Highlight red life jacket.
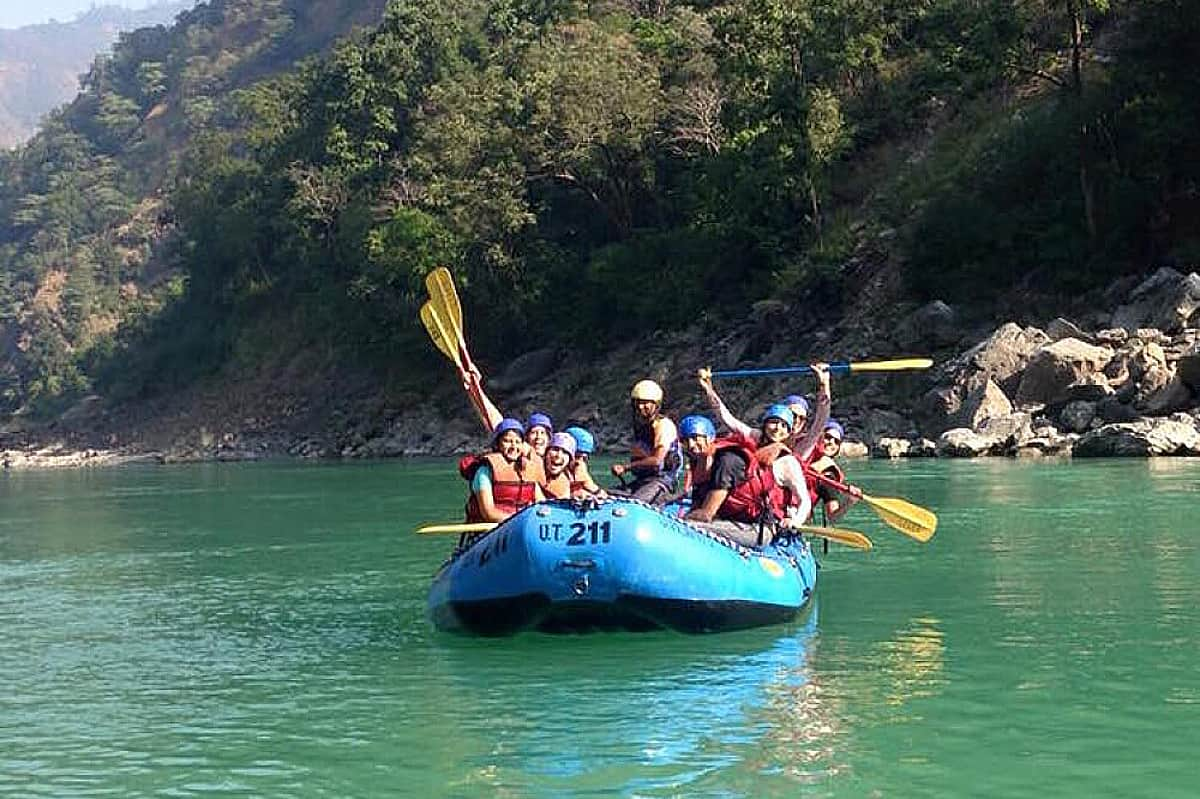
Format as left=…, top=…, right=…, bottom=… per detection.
left=704, top=439, right=790, bottom=524
left=807, top=455, right=845, bottom=503
left=462, top=451, right=545, bottom=522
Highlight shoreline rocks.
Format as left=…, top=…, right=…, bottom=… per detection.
left=5, top=268, right=1200, bottom=470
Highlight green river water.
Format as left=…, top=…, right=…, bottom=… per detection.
left=0, top=458, right=1196, bottom=797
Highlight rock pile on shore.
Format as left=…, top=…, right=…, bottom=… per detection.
left=846, top=267, right=1200, bottom=458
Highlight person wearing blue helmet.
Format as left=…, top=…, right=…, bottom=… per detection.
left=525, top=412, right=553, bottom=457
left=461, top=418, right=546, bottom=527
left=677, top=413, right=813, bottom=547
left=697, top=363, right=832, bottom=463
left=564, top=426, right=605, bottom=498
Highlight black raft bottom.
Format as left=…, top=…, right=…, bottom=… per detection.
left=436, top=593, right=806, bottom=636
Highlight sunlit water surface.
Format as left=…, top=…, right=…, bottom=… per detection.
left=1, top=458, right=1196, bottom=797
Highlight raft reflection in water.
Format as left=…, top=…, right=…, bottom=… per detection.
left=417, top=607, right=947, bottom=794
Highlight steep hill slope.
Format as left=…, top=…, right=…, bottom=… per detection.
left=1, top=0, right=1198, bottom=461
left=0, top=3, right=194, bottom=150
left=0, top=0, right=390, bottom=414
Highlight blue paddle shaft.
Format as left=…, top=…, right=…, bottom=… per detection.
left=711, top=361, right=851, bottom=378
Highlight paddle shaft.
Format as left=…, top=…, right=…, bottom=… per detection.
left=418, top=522, right=498, bottom=535
left=711, top=358, right=932, bottom=379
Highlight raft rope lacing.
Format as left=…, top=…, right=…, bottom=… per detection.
left=443, top=496, right=812, bottom=569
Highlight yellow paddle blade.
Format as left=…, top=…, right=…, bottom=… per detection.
left=793, top=525, right=873, bottom=551
left=848, top=358, right=934, bottom=373
left=862, top=494, right=938, bottom=542
left=420, top=301, right=456, bottom=362
left=417, top=522, right=498, bottom=535
left=425, top=267, right=464, bottom=342
left=419, top=301, right=463, bottom=369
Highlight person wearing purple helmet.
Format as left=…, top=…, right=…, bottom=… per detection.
left=697, top=363, right=832, bottom=463
left=809, top=419, right=857, bottom=523
left=541, top=431, right=577, bottom=499
left=564, top=426, right=605, bottom=498
left=781, top=394, right=810, bottom=438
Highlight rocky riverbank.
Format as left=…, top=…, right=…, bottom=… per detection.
left=3, top=267, right=1199, bottom=470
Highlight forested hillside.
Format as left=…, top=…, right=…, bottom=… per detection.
left=0, top=3, right=193, bottom=150
left=1, top=0, right=1198, bottom=424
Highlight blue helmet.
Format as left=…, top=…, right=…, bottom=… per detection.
left=761, top=403, right=795, bottom=429
left=824, top=419, right=845, bottom=440
left=527, top=412, right=553, bottom=433
left=564, top=426, right=595, bottom=455
left=492, top=418, right=525, bottom=444
left=782, top=394, right=810, bottom=416
left=679, top=414, right=717, bottom=439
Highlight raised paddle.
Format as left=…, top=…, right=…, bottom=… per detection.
left=419, top=299, right=491, bottom=425
left=419, top=300, right=459, bottom=365
left=807, top=469, right=937, bottom=543
left=425, top=267, right=463, bottom=335
left=424, top=267, right=474, bottom=371
left=710, top=358, right=933, bottom=379
left=418, top=520, right=873, bottom=550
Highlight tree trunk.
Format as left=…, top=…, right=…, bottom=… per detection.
left=807, top=172, right=822, bottom=240
left=1068, top=0, right=1098, bottom=241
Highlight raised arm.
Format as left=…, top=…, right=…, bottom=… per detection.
left=793, top=363, right=831, bottom=462
left=698, top=368, right=755, bottom=439
left=461, top=365, right=504, bottom=432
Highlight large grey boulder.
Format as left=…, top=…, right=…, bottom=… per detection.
left=976, top=411, right=1034, bottom=454
left=1016, top=338, right=1114, bottom=405
left=959, top=323, right=1051, bottom=395
left=1176, top=344, right=1200, bottom=393
left=915, top=324, right=1046, bottom=436
left=960, top=379, right=1014, bottom=428
left=937, top=427, right=991, bottom=457
left=1073, top=417, right=1200, bottom=456
left=1110, top=268, right=1200, bottom=333
left=1059, top=400, right=1097, bottom=433
left=894, top=300, right=960, bottom=348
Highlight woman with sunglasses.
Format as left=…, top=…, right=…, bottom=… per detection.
left=808, top=419, right=858, bottom=524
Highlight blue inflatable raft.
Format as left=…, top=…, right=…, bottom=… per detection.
left=428, top=497, right=818, bottom=635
